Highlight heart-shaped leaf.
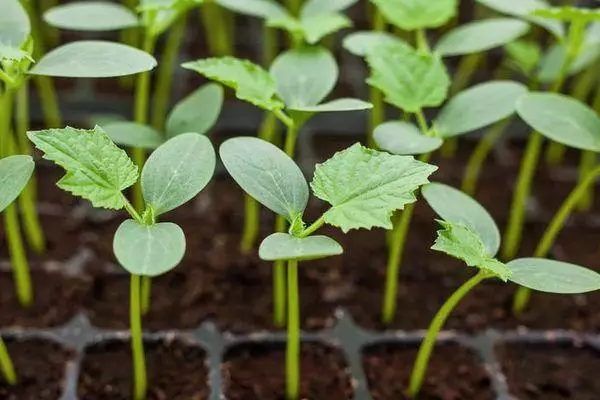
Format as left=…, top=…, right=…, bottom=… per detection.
left=142, top=133, right=215, bottom=216
left=436, top=18, right=530, bottom=57
left=259, top=233, right=343, bottom=261
left=29, top=41, right=157, bottom=78
left=0, top=0, right=30, bottom=47
left=43, top=2, right=139, bottom=31
left=342, top=31, right=401, bottom=57
left=103, top=121, right=164, bottom=149
left=289, top=98, right=372, bottom=113
left=311, top=143, right=437, bottom=232
left=516, top=92, right=600, bottom=152
left=434, top=81, right=528, bottom=137
left=371, top=0, right=458, bottom=31
left=220, top=137, right=309, bottom=222
left=0, top=155, right=34, bottom=213
left=215, top=0, right=289, bottom=19
left=301, top=0, right=359, bottom=18
left=374, top=121, right=443, bottom=155
left=113, top=220, right=186, bottom=277
left=422, top=182, right=500, bottom=256
left=507, top=258, right=600, bottom=293
left=166, top=83, right=223, bottom=138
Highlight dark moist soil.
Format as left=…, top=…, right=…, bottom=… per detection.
left=498, top=342, right=600, bottom=399
left=222, top=343, right=353, bottom=400
left=362, top=343, right=493, bottom=400
left=0, top=339, right=72, bottom=400
left=78, top=339, right=208, bottom=400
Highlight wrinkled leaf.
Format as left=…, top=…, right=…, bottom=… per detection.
left=259, top=233, right=343, bottom=261
left=311, top=143, right=437, bottom=232
left=182, top=57, right=284, bottom=111
left=434, top=81, right=528, bottom=137
left=166, top=83, right=223, bottom=138
left=516, top=92, right=600, bottom=151
left=301, top=0, right=359, bottom=18
left=0, top=0, right=30, bottom=47
left=371, top=0, right=457, bottom=31
left=113, top=220, right=185, bottom=276
left=43, top=2, right=139, bottom=31
left=507, top=258, right=600, bottom=293
left=374, top=121, right=443, bottom=155
left=342, top=31, right=401, bottom=57
left=142, top=133, right=215, bottom=216
left=29, top=41, right=157, bottom=78
left=27, top=126, right=138, bottom=209
left=215, top=0, right=288, bottom=19
left=436, top=18, right=530, bottom=56
left=422, top=182, right=500, bottom=256
left=366, top=41, right=450, bottom=112
left=290, top=98, right=372, bottom=113
left=220, top=137, right=309, bottom=222
left=103, top=121, right=163, bottom=149
left=0, top=155, right=34, bottom=213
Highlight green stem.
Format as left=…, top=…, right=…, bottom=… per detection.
left=118, top=0, right=140, bottom=89
left=416, top=29, right=430, bottom=54
left=38, top=0, right=60, bottom=48
left=415, top=109, right=428, bottom=134
left=130, top=274, right=147, bottom=400
left=140, top=276, right=152, bottom=315
left=0, top=338, right=16, bottom=385
left=298, top=215, right=325, bottom=238
left=575, top=151, right=596, bottom=211
left=368, top=7, right=386, bottom=147
left=151, top=14, right=187, bottom=132
left=512, top=164, right=600, bottom=314
left=4, top=205, right=32, bottom=307
left=286, top=259, right=300, bottom=400
left=201, top=2, right=233, bottom=56
left=407, top=271, right=487, bottom=397
left=240, top=193, right=259, bottom=253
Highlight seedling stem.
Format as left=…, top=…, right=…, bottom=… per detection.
left=130, top=274, right=147, bottom=400
left=286, top=259, right=300, bottom=400
left=0, top=338, right=16, bottom=385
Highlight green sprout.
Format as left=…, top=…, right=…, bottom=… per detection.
left=220, top=136, right=436, bottom=399
left=27, top=126, right=215, bottom=400
left=407, top=182, right=600, bottom=398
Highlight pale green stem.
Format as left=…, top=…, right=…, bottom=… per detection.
left=368, top=7, right=386, bottom=148
left=201, top=1, right=233, bottom=56
left=130, top=274, right=147, bottom=400
left=0, top=338, right=16, bottom=385
left=286, top=259, right=300, bottom=400
left=416, top=29, right=430, bottom=54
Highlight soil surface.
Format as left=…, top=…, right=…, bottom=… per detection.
left=362, top=343, right=493, bottom=399
left=498, top=342, right=600, bottom=399
left=78, top=339, right=208, bottom=400
left=222, top=343, right=353, bottom=400
left=0, top=339, right=71, bottom=400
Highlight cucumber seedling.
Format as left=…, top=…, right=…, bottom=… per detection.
left=28, top=126, right=215, bottom=400
left=220, top=136, right=436, bottom=399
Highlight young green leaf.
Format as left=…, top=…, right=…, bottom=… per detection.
left=220, top=137, right=309, bottom=223
left=504, top=40, right=543, bottom=77
left=311, top=143, right=437, bottom=232
left=0, top=0, right=30, bottom=47
left=435, top=18, right=530, bottom=57
left=342, top=31, right=400, bottom=57
left=366, top=41, right=450, bottom=113
left=516, top=92, right=600, bottom=152
left=0, top=44, right=32, bottom=63
left=432, top=220, right=511, bottom=281
left=507, top=258, right=600, bottom=293
left=422, top=182, right=500, bottom=256
left=434, top=81, right=528, bottom=137
left=258, top=233, right=343, bottom=261
left=215, top=0, right=289, bottom=19
left=371, top=0, right=457, bottom=31
left=113, top=220, right=186, bottom=277
left=289, top=98, right=372, bottom=113
left=301, top=14, right=352, bottom=44
left=537, top=43, right=600, bottom=83
left=142, top=133, right=215, bottom=216
left=29, top=41, right=157, bottom=78
left=532, top=6, right=600, bottom=22
left=43, top=2, right=139, bottom=32
left=270, top=47, right=338, bottom=109
left=102, top=122, right=164, bottom=149
left=27, top=126, right=139, bottom=209
left=166, top=83, right=223, bottom=138
left=300, top=0, right=359, bottom=18
left=182, top=57, right=284, bottom=111
left=374, top=121, right=443, bottom=155
left=0, top=155, right=34, bottom=214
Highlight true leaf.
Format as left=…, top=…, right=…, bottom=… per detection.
left=374, top=121, right=443, bottom=155
left=432, top=220, right=511, bottom=281
left=220, top=137, right=309, bottom=222
left=435, top=18, right=530, bottom=57
left=43, top=2, right=139, bottom=31
left=0, top=0, right=30, bottom=47
left=311, top=143, right=437, bottom=232
left=532, top=6, right=600, bottom=22
left=504, top=40, right=543, bottom=77
left=434, top=81, right=528, bottom=137
left=142, top=133, right=215, bottom=216
left=258, top=233, right=343, bottom=261
left=342, top=31, right=401, bottom=57
left=182, top=57, right=284, bottom=111
left=215, top=0, right=289, bottom=19
left=27, top=126, right=139, bottom=209
left=371, top=0, right=457, bottom=31
left=422, top=182, right=500, bottom=256
left=0, top=155, right=34, bottom=213
left=289, top=98, right=372, bottom=113
left=29, top=41, right=157, bottom=78
left=102, top=122, right=163, bottom=149
left=301, top=13, right=352, bottom=44
left=270, top=47, right=338, bottom=108
left=507, top=258, right=600, bottom=293
left=0, top=44, right=32, bottom=63
left=366, top=41, right=450, bottom=113
left=113, top=220, right=186, bottom=277
left=166, top=83, right=223, bottom=138
left=301, top=0, right=359, bottom=18
left=516, top=92, right=600, bottom=152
